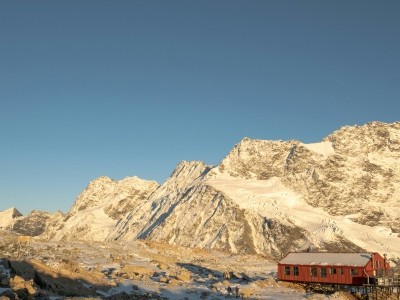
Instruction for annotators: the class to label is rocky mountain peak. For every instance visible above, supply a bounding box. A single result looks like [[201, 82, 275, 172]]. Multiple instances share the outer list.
[[0, 207, 23, 229], [147, 160, 213, 202], [9, 207, 23, 218], [218, 137, 300, 180], [279, 121, 400, 233], [326, 121, 400, 154], [68, 177, 114, 215], [68, 175, 159, 217], [87, 175, 114, 186], [170, 160, 211, 181], [43, 175, 159, 242], [28, 210, 51, 216]]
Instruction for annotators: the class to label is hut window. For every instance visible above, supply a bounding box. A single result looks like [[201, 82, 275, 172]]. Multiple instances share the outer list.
[[330, 268, 337, 274], [310, 267, 317, 277], [320, 268, 327, 278], [350, 269, 358, 276], [284, 266, 290, 275], [293, 266, 299, 276], [339, 268, 344, 275]]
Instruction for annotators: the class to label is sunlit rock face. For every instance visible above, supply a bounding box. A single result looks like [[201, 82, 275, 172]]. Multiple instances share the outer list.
[[42, 176, 159, 242]]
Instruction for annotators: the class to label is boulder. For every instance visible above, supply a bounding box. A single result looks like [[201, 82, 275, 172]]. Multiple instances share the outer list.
[[159, 276, 169, 284], [176, 270, 191, 282], [121, 265, 154, 277], [157, 263, 168, 270], [231, 271, 242, 279], [9, 275, 38, 299], [0, 289, 17, 300], [241, 273, 252, 281], [9, 276, 24, 286], [239, 286, 256, 298], [254, 277, 277, 287], [223, 271, 231, 279], [168, 278, 181, 286]]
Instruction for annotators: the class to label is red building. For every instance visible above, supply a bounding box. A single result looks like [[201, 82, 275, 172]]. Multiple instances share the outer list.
[[278, 252, 390, 286]]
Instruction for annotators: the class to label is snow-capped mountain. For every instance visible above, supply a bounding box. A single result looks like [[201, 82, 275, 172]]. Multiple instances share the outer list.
[[0, 207, 22, 229], [107, 122, 400, 260], [110, 122, 400, 260], [2, 121, 399, 261], [44, 176, 159, 241]]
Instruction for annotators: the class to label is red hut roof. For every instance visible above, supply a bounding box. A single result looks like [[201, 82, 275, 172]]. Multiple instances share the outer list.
[[279, 253, 373, 267]]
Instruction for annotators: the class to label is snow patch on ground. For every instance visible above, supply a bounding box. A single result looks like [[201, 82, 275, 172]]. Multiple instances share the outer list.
[[54, 207, 116, 241]]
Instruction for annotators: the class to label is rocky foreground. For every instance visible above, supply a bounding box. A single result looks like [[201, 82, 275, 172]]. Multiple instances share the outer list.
[[0, 231, 364, 300]]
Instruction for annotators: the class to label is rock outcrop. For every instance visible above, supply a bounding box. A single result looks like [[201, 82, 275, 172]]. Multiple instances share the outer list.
[[0, 208, 22, 230], [12, 210, 55, 237]]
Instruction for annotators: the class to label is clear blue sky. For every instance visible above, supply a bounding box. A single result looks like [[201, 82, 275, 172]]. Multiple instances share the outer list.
[[1, 1, 399, 215]]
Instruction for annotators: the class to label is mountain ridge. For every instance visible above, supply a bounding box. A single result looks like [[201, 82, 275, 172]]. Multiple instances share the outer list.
[[1, 121, 399, 262]]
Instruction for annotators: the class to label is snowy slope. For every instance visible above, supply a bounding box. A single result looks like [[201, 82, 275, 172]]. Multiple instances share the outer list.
[[45, 176, 158, 241], [111, 162, 322, 258], [206, 169, 400, 259]]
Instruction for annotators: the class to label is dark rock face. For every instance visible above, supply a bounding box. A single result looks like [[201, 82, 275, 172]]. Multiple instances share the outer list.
[[12, 211, 51, 236], [10, 208, 23, 219]]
